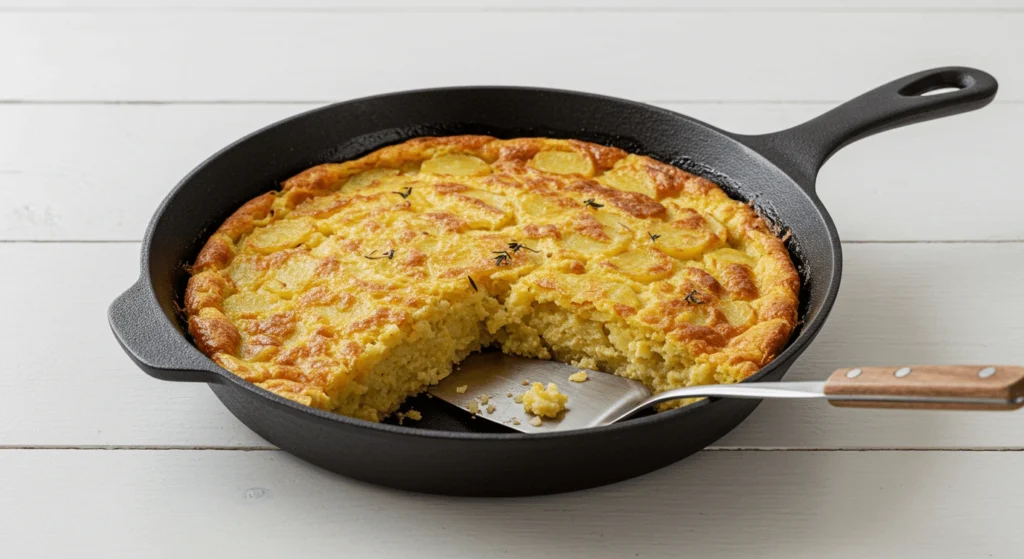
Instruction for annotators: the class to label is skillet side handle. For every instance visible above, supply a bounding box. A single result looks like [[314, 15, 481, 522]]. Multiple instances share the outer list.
[[108, 279, 222, 384], [736, 67, 998, 189], [825, 366, 1024, 411]]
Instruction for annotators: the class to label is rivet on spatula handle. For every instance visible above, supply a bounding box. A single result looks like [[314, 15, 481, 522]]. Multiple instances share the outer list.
[[824, 365, 1024, 410]]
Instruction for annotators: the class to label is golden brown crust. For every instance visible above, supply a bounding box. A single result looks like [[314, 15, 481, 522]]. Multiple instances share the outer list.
[[523, 223, 561, 239], [192, 237, 234, 272], [220, 193, 276, 238], [186, 191, 277, 355], [565, 179, 666, 219], [185, 135, 800, 415], [189, 309, 241, 356], [568, 140, 628, 171], [721, 264, 759, 300], [184, 272, 230, 315]]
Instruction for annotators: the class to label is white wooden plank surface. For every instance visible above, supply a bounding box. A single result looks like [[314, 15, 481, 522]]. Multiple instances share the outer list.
[[717, 241, 1024, 448], [2, 3, 1021, 556], [2, 103, 1020, 242], [1, 449, 1021, 558], [1, 12, 1020, 102], [3, 241, 1022, 449], [0, 242, 268, 448], [3, 1, 1021, 8]]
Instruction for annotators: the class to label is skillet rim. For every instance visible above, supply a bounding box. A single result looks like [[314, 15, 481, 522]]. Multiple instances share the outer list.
[[139, 85, 843, 442]]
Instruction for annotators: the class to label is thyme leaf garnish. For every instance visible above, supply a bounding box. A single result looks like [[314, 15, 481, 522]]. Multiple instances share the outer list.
[[648, 232, 662, 242], [468, 276, 479, 292], [507, 241, 539, 254], [364, 249, 396, 260], [492, 250, 513, 266], [392, 187, 413, 199], [583, 198, 604, 209], [684, 290, 704, 305]]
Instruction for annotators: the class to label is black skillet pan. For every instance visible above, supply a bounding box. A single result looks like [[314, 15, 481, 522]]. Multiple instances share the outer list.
[[109, 67, 997, 497]]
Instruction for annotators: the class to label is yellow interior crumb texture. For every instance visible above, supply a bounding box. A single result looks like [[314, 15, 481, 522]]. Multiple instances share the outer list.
[[522, 382, 569, 418], [568, 371, 589, 383], [185, 136, 800, 422]]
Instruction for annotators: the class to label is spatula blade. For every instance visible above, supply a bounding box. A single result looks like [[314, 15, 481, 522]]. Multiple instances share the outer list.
[[429, 353, 651, 433]]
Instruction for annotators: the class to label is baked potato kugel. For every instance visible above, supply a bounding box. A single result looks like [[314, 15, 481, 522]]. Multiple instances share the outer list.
[[185, 136, 800, 422]]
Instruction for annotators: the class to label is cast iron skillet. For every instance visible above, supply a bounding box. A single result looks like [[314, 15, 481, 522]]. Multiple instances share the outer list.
[[109, 67, 996, 497]]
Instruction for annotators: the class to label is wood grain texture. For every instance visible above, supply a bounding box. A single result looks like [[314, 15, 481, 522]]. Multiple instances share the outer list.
[[1, 449, 1022, 558], [0, 243, 269, 448], [825, 365, 1024, 410], [1, 4, 1020, 556], [1, 12, 1021, 101], [2, 242, 1023, 449], [2, 103, 1021, 241]]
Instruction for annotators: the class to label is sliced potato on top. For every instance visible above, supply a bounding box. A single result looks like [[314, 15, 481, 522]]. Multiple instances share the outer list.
[[596, 157, 657, 198], [425, 189, 512, 231], [226, 255, 264, 291], [651, 209, 727, 261], [519, 192, 575, 218], [558, 233, 611, 255], [341, 168, 400, 193], [590, 210, 634, 244], [602, 248, 675, 283], [719, 300, 755, 328], [421, 154, 491, 176], [598, 281, 641, 309], [705, 247, 757, 269], [530, 150, 595, 177], [461, 188, 511, 212], [223, 290, 280, 317], [271, 253, 321, 296], [246, 218, 315, 254]]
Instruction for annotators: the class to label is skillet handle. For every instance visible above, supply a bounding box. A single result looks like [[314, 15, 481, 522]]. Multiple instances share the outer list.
[[108, 279, 222, 384], [825, 365, 1024, 411], [736, 67, 998, 189]]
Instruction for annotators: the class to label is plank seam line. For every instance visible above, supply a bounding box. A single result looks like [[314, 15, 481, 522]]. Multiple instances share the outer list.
[[0, 7, 1023, 14]]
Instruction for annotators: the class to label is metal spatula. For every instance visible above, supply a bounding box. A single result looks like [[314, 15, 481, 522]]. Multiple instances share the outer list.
[[428, 353, 1024, 433]]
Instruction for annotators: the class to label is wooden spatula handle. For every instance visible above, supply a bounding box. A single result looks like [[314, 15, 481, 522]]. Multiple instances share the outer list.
[[824, 365, 1024, 410]]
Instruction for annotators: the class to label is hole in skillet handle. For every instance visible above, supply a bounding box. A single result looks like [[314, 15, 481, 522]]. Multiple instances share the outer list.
[[897, 69, 975, 97], [917, 87, 965, 97]]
